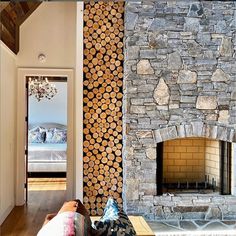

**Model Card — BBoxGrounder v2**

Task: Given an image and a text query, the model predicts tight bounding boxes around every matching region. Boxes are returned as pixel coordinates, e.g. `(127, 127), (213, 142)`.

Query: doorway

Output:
(26, 76), (67, 201)
(16, 68), (78, 206)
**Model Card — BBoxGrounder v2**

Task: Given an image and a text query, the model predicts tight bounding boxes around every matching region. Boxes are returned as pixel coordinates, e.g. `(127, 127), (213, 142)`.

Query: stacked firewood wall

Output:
(83, 1), (124, 216)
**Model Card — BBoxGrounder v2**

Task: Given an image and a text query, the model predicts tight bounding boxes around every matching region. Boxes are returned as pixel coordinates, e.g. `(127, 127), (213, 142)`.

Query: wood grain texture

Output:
(28, 178), (66, 191)
(0, 2), (41, 54)
(83, 0), (124, 216)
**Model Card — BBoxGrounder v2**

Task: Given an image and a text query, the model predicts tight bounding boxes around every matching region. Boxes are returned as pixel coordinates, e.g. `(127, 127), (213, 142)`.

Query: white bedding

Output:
(28, 143), (67, 172)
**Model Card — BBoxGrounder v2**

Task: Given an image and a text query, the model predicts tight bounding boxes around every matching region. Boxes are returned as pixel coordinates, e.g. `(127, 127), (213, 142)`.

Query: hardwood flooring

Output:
(1, 178), (66, 236)
(28, 178), (66, 191)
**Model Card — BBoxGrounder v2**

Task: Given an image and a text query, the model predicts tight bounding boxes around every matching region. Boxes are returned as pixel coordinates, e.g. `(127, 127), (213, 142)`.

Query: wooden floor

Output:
(1, 178), (66, 236)
(28, 178), (66, 191)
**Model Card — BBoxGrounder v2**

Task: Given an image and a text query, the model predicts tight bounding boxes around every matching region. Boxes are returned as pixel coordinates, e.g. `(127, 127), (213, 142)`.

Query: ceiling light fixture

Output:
(28, 76), (57, 102)
(38, 53), (46, 63)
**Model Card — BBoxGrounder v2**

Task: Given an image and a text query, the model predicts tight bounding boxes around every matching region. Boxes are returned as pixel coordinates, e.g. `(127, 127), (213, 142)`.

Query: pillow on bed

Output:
(45, 128), (67, 143)
(28, 126), (46, 143)
(94, 198), (136, 236)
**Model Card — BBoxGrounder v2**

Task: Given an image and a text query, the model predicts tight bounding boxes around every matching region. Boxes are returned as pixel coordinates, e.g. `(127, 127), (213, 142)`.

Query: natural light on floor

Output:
(28, 178), (66, 191)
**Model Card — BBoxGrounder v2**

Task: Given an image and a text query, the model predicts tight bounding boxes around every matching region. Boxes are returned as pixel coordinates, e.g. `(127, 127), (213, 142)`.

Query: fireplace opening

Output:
(156, 138), (232, 195)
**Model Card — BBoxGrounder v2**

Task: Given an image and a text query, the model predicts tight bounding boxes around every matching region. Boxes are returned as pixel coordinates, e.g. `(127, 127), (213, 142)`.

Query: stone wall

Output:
(123, 0), (236, 219)
(152, 194), (236, 220)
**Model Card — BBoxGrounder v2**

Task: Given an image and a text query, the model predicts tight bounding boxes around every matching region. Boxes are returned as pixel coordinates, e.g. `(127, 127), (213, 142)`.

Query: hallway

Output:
(1, 179), (66, 236)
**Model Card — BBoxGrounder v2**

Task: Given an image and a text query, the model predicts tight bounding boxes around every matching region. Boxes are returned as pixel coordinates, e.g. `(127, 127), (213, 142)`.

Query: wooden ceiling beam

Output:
(0, 2), (9, 13)
(17, 2), (41, 26)
(6, 2), (18, 23)
(14, 2), (26, 21)
(0, 10), (15, 38)
(19, 2), (30, 14)
(0, 23), (15, 52)
(0, 2), (42, 54)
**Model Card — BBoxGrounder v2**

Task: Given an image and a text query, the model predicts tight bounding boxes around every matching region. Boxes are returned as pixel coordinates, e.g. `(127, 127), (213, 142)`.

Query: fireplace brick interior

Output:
(163, 138), (220, 189)
(205, 139), (220, 187)
(164, 138), (206, 184)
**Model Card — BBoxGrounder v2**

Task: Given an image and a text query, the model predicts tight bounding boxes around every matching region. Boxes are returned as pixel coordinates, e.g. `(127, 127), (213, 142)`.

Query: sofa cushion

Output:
(38, 200), (93, 236)
(37, 211), (86, 236)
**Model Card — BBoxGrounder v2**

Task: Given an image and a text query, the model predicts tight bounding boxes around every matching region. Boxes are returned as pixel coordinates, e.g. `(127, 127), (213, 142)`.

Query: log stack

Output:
(83, 1), (124, 216)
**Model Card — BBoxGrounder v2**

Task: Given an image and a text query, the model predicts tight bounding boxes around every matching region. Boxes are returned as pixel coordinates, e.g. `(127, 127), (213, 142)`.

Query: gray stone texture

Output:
(177, 70), (197, 84)
(148, 220), (236, 234)
(153, 78), (170, 105)
(211, 69), (230, 82)
(196, 96), (217, 110)
(167, 52), (182, 70)
(124, 0), (236, 220)
(145, 147), (156, 160)
(220, 37), (233, 57)
(137, 60), (154, 74)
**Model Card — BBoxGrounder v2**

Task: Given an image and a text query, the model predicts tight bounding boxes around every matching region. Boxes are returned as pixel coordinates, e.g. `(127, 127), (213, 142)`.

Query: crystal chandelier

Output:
(28, 76), (57, 101)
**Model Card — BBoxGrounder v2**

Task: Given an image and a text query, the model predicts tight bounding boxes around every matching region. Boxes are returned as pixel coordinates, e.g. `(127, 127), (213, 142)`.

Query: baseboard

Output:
(0, 204), (14, 225)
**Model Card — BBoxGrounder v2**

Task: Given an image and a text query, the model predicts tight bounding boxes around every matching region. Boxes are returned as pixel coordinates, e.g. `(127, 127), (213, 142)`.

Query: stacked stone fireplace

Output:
(123, 1), (236, 220)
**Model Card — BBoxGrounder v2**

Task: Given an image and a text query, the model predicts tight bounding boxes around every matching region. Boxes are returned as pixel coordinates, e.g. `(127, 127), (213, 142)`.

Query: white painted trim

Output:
(16, 68), (74, 205)
(75, 2), (84, 201)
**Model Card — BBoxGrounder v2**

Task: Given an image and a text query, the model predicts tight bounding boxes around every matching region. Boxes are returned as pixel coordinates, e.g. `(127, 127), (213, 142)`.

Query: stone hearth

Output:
(123, 1), (236, 220)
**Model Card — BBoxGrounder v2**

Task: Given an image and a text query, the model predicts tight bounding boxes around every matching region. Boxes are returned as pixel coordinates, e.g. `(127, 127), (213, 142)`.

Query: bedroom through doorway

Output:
(26, 76), (68, 202)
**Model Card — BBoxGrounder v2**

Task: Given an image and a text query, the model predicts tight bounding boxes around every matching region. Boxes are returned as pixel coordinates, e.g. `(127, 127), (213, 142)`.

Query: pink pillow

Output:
(37, 211), (84, 236)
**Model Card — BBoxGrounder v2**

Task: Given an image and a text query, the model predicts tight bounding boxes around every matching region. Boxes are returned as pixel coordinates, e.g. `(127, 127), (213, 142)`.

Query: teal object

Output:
(100, 197), (119, 222)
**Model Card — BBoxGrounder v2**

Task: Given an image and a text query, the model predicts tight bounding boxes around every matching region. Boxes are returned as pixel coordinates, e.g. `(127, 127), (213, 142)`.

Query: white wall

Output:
(29, 82), (67, 125)
(15, 1), (81, 202)
(17, 2), (76, 68)
(0, 42), (16, 224)
(0, 1), (81, 224)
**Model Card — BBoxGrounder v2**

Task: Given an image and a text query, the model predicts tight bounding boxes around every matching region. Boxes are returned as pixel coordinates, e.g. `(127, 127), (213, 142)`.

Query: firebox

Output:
(156, 138), (231, 195)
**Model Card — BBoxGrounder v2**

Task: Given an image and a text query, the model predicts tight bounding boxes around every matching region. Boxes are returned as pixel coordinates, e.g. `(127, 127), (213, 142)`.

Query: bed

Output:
(28, 123), (67, 173)
(28, 143), (67, 172)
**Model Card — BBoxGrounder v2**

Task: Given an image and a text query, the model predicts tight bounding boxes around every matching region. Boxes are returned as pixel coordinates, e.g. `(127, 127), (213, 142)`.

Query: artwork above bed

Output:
(28, 123), (67, 173)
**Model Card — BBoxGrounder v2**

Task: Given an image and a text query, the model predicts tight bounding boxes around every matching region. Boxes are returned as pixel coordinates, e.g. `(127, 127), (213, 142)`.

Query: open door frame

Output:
(16, 68), (75, 205)
(16, 2), (84, 206)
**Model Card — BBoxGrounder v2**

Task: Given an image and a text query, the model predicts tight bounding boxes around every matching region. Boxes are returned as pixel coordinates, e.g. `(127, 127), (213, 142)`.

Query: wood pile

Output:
(83, 1), (124, 216)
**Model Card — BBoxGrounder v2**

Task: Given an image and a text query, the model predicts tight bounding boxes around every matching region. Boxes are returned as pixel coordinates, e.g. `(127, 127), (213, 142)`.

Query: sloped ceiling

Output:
(0, 1), (41, 54)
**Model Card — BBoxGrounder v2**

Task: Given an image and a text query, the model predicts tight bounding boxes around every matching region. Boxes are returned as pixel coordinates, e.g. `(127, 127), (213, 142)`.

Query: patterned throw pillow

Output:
(94, 198), (136, 236)
(99, 198), (119, 222)
(45, 128), (67, 143)
(38, 200), (93, 236)
(28, 126), (46, 143)
(37, 211), (84, 236)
